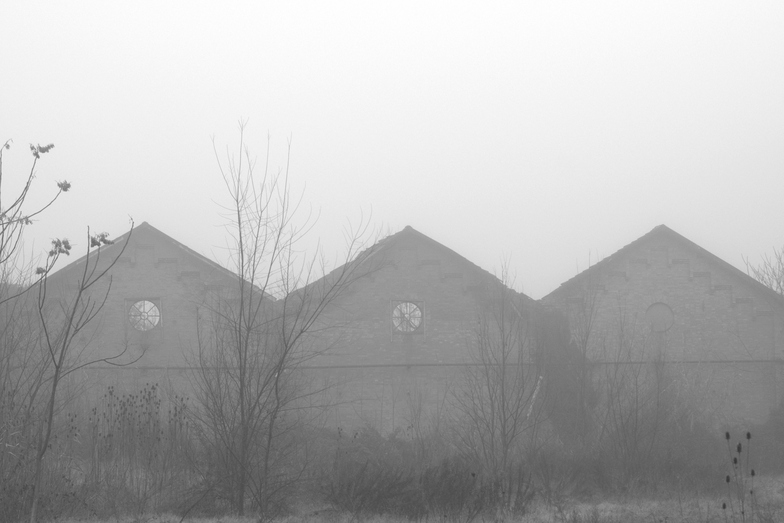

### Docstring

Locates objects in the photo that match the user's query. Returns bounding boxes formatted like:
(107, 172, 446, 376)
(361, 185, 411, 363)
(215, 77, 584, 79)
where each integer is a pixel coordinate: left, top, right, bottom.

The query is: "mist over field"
(2, 2, 784, 521)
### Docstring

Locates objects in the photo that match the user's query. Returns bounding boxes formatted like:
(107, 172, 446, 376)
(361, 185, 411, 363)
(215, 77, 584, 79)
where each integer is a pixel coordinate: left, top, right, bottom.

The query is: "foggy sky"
(2, 1, 783, 298)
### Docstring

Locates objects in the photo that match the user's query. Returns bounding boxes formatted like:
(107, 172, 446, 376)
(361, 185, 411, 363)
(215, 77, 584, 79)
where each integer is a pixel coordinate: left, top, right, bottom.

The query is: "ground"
(53, 475, 784, 523)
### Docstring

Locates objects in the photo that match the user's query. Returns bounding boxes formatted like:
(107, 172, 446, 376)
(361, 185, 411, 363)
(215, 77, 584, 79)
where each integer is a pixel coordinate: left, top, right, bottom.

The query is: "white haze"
(1, 1, 783, 298)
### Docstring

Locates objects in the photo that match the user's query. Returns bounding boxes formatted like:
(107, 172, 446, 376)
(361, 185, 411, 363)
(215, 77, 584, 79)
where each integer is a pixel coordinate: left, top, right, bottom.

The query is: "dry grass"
(51, 475, 784, 523)
(517, 474, 784, 523)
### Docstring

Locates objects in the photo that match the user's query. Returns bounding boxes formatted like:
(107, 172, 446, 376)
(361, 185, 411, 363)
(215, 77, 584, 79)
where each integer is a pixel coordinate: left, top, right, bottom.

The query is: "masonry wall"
(55, 228, 529, 433)
(73, 363, 456, 435)
(543, 236, 784, 424)
(312, 233, 515, 368)
(50, 227, 237, 371)
(300, 365, 458, 434)
(302, 230, 533, 430)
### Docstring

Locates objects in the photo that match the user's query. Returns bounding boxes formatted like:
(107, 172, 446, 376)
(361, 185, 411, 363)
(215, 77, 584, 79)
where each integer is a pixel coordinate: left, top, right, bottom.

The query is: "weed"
(81, 383, 194, 517)
(721, 431, 758, 523)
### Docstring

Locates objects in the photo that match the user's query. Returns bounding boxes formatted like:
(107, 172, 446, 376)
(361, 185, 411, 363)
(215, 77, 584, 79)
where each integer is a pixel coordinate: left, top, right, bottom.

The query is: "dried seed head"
(751, 469, 756, 477)
(746, 432, 751, 440)
(734, 457, 738, 465)
(726, 475, 731, 483)
(726, 432, 731, 440)
(722, 503, 727, 510)
(737, 443, 743, 454)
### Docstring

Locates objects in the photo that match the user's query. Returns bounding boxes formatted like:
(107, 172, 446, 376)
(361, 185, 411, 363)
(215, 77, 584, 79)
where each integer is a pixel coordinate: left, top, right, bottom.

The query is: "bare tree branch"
(191, 123, 378, 516)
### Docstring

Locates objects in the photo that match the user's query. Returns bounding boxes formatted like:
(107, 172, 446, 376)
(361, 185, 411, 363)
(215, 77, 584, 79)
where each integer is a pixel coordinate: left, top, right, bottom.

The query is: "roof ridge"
(541, 225, 784, 305)
(46, 220, 255, 292)
(377, 225, 533, 301)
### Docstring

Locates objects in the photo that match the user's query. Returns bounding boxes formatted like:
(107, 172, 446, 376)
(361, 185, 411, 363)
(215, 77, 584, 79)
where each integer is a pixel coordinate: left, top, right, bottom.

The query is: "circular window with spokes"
(392, 301, 423, 333)
(129, 300, 161, 331)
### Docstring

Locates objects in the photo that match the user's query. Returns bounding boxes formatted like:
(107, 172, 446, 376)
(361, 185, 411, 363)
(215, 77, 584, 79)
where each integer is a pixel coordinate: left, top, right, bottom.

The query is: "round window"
(645, 302, 674, 332)
(129, 300, 160, 331)
(392, 302, 423, 332)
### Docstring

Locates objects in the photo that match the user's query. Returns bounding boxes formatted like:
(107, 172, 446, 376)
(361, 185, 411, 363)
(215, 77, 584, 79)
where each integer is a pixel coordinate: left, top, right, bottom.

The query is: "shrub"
(326, 459, 418, 518)
(79, 383, 195, 517)
(419, 456, 480, 519)
(322, 425, 420, 518)
(323, 425, 536, 521)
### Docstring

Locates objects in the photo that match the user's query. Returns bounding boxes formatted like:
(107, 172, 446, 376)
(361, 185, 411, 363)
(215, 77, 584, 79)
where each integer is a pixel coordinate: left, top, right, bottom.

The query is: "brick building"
(542, 225, 784, 424)
(48, 222, 532, 431)
(304, 225, 535, 430)
(47, 221, 248, 392)
(48, 222, 784, 427)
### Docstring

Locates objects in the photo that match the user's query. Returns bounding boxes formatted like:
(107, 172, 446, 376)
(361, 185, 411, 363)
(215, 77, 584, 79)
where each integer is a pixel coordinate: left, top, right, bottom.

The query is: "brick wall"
(301, 228, 531, 430)
(57, 224, 784, 428)
(543, 233, 784, 424)
(312, 229, 516, 367)
(49, 224, 237, 370)
(55, 226, 529, 432)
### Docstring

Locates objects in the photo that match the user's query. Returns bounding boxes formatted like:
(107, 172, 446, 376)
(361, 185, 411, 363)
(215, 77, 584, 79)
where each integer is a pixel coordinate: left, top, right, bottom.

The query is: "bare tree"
(545, 279, 738, 491)
(591, 301, 660, 481)
(451, 268, 543, 512)
(190, 125, 377, 516)
(27, 225, 134, 523)
(0, 141, 70, 297)
(745, 247, 784, 297)
(0, 141, 71, 522)
(0, 286, 47, 522)
(585, 296, 699, 486)
(0, 138, 136, 523)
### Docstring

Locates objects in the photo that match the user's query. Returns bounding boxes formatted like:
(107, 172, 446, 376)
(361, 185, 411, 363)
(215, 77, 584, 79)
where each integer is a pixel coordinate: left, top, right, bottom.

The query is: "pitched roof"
(47, 221, 268, 296)
(349, 225, 535, 303)
(542, 224, 784, 306)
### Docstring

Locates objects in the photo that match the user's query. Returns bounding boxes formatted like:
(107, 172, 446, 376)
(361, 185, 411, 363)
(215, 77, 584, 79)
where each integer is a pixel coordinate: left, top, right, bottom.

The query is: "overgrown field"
(51, 475, 784, 523)
(5, 378, 784, 523)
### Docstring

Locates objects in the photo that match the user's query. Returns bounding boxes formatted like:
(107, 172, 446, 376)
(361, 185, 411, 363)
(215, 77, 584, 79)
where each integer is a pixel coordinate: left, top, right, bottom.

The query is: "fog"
(3, 5, 784, 518)
(2, 1, 783, 297)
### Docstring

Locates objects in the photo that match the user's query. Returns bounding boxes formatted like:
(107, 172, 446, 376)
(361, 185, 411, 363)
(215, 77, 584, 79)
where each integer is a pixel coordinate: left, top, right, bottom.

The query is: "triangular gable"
(324, 225, 535, 305)
(47, 221, 270, 299)
(543, 224, 784, 308)
(392, 225, 534, 301)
